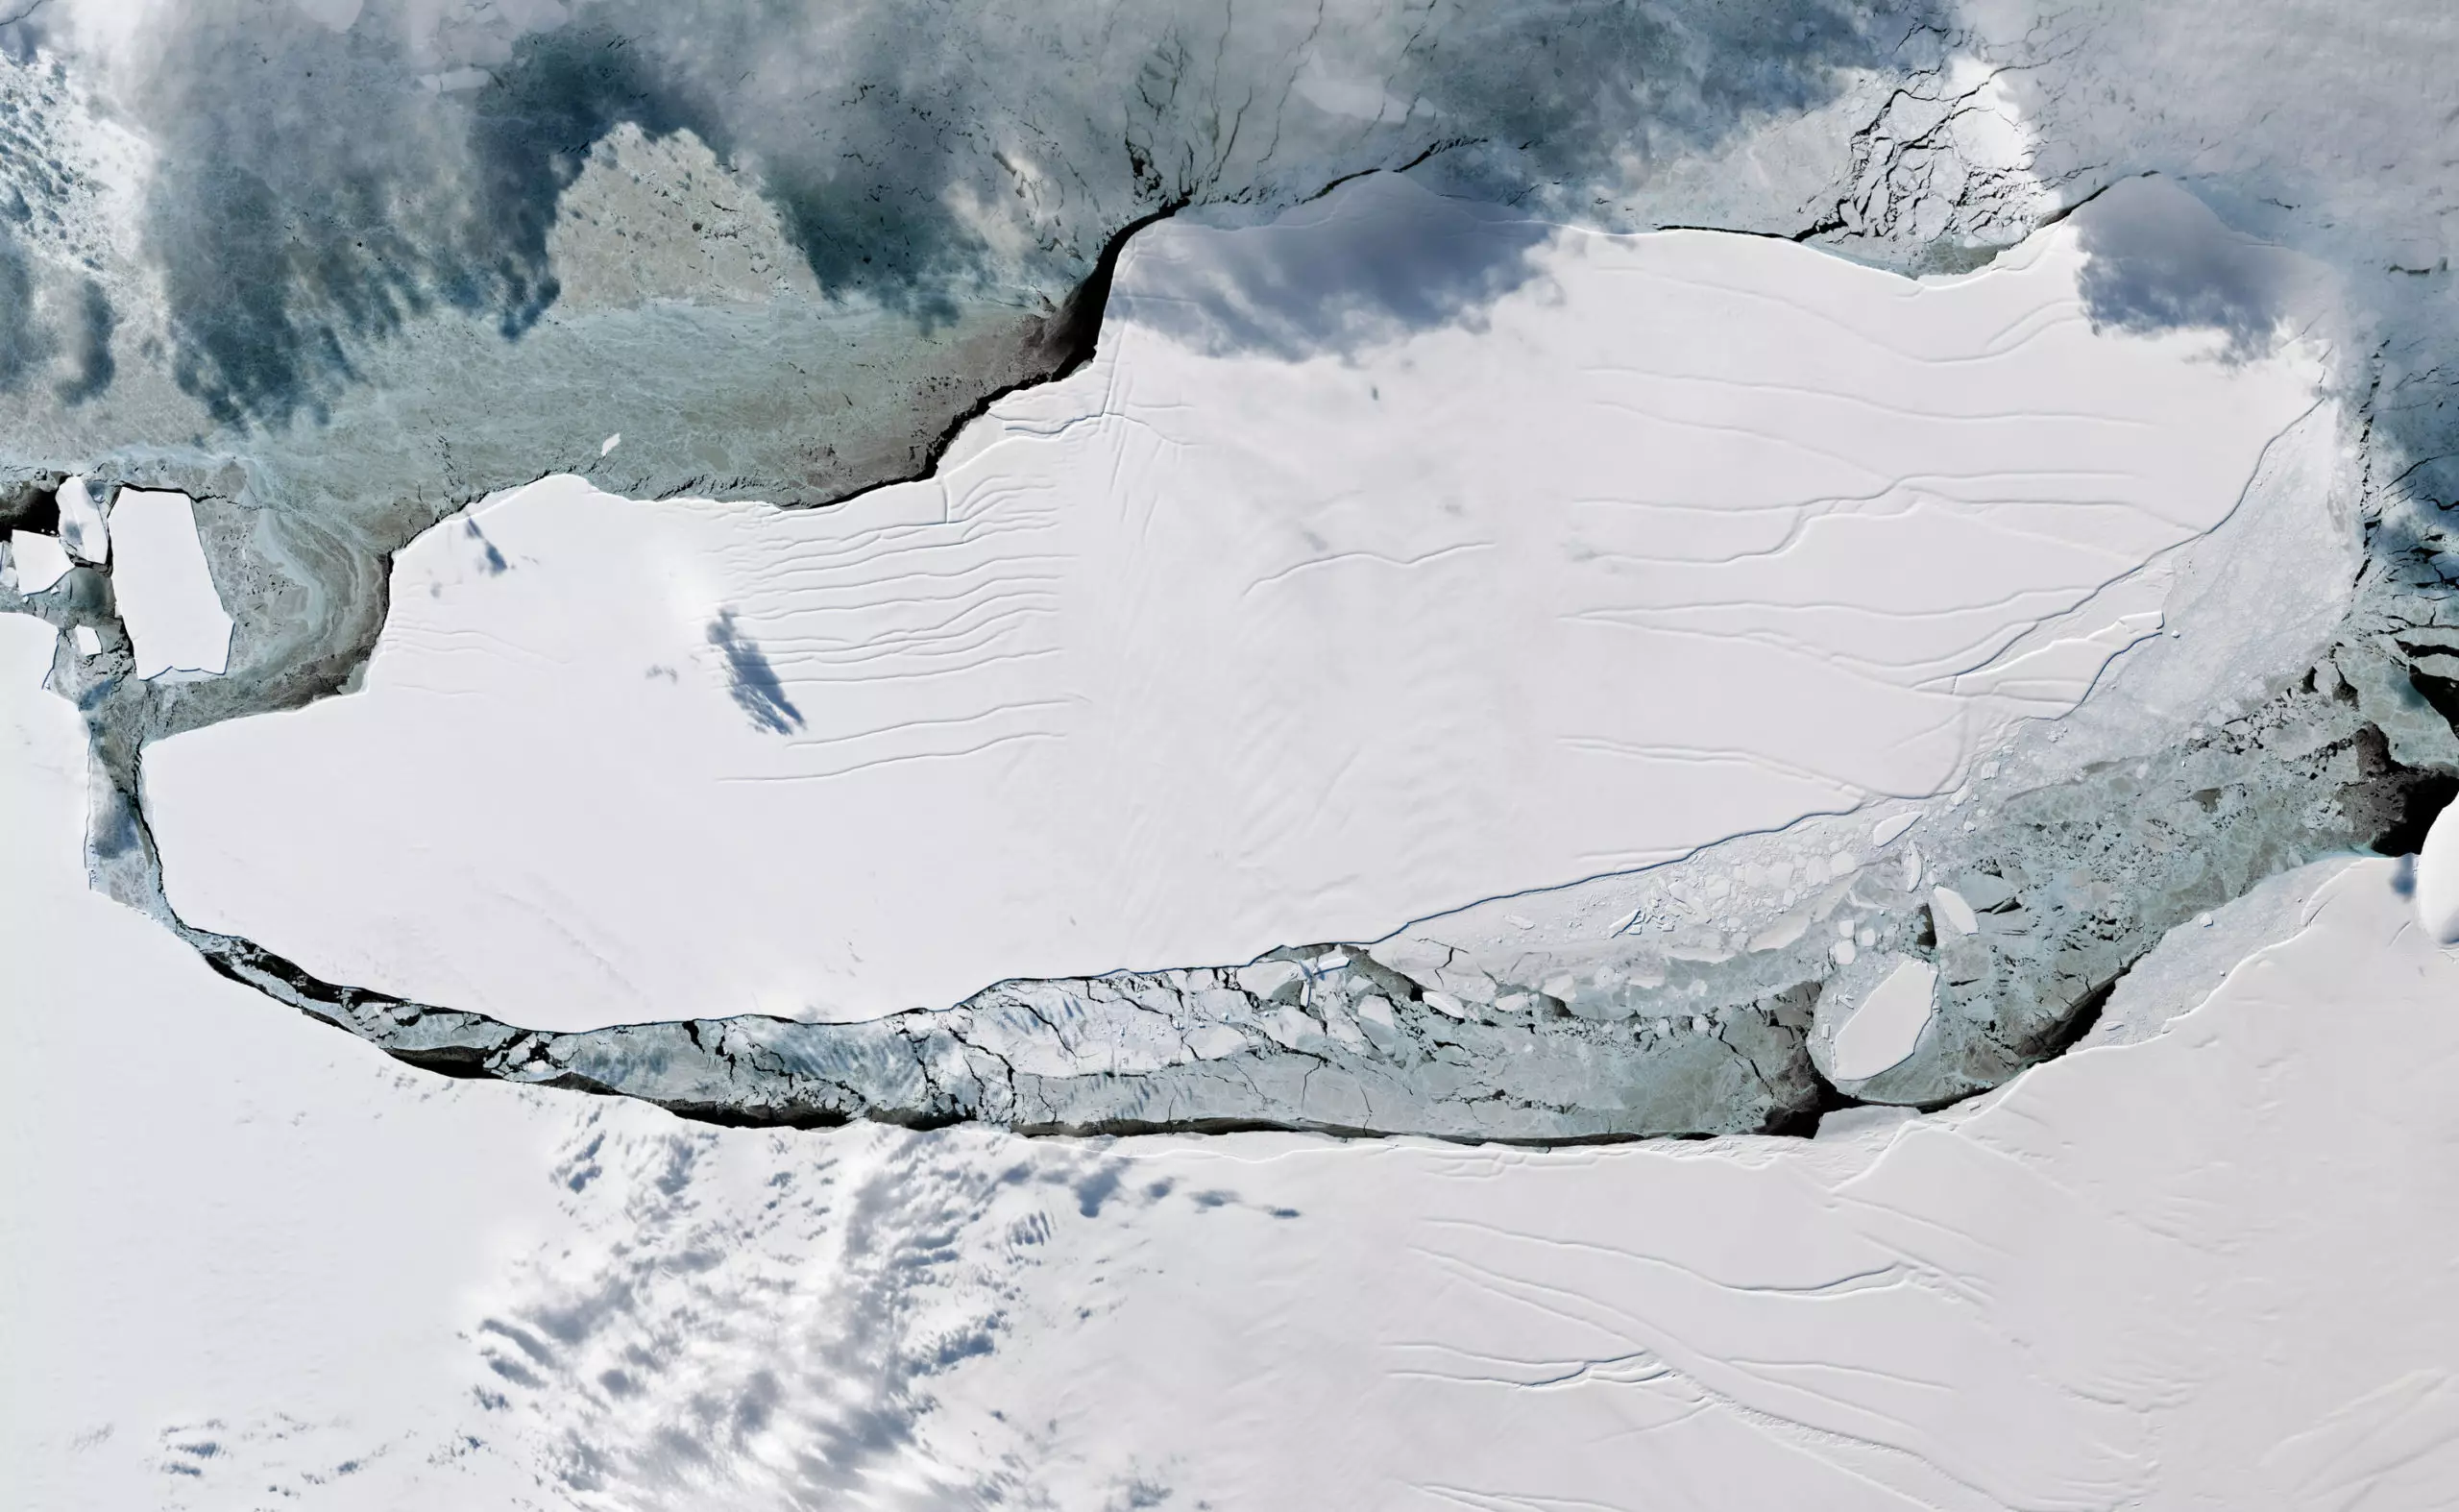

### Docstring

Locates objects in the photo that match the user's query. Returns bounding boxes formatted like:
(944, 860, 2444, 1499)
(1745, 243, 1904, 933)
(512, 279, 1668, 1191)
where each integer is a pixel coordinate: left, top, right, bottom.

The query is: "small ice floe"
(10, 530, 70, 593)
(600, 433, 621, 456)
(72, 625, 100, 656)
(1831, 957, 1938, 1081)
(1871, 813, 1916, 847)
(109, 491, 234, 679)
(1932, 884, 1980, 937)
(56, 476, 107, 566)
(2416, 793, 2459, 945)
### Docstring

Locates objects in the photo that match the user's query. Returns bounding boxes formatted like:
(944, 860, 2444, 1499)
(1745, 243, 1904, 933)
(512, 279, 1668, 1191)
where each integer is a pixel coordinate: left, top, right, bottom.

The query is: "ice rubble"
(11, 611, 2459, 1508)
(142, 179, 2320, 1035)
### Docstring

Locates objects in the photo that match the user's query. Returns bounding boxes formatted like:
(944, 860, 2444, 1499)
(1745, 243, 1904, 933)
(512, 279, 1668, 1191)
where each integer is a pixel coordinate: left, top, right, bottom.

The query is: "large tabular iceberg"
(142, 179, 2321, 1032)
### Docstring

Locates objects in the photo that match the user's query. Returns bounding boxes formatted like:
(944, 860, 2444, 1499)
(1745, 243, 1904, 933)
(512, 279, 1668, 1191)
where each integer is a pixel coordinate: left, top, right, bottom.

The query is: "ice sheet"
(142, 187, 2324, 1030)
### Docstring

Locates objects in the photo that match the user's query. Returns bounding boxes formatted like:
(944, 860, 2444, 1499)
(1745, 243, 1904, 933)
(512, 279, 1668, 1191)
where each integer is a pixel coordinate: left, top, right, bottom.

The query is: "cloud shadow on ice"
(1114, 173, 1556, 360)
(2074, 176, 2308, 361)
(707, 610, 804, 735)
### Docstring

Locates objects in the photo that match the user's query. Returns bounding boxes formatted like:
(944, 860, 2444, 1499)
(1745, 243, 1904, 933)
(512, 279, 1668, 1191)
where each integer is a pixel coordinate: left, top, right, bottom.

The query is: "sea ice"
(141, 180, 2325, 1031)
(107, 491, 232, 679)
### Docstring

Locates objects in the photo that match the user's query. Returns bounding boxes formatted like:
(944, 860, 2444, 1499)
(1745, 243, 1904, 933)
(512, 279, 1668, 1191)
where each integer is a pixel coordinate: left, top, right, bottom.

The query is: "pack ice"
(141, 178, 2322, 1031)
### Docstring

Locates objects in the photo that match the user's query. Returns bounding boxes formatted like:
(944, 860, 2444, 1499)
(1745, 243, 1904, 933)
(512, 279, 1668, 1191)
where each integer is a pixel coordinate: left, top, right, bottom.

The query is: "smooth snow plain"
(142, 178, 2325, 1029)
(12, 616, 2459, 1510)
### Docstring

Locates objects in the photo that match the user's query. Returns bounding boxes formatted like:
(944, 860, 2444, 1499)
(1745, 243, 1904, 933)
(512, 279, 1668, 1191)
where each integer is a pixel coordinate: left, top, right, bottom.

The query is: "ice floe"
(12, 605, 2459, 1504)
(107, 491, 232, 680)
(1828, 955, 1938, 1080)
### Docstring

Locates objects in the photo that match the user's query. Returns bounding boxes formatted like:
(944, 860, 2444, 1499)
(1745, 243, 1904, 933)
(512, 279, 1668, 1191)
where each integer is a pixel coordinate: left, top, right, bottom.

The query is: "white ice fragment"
(2416, 794, 2459, 945)
(56, 477, 106, 565)
(1832, 939, 1858, 966)
(600, 433, 621, 456)
(1871, 813, 1917, 847)
(1233, 960, 1304, 1002)
(1309, 951, 1348, 971)
(108, 491, 233, 679)
(1899, 844, 1923, 891)
(1606, 907, 1641, 936)
(1182, 1022, 1250, 1060)
(1831, 956, 1938, 1081)
(1932, 885, 1981, 937)
(71, 625, 99, 656)
(10, 531, 69, 593)
(1421, 990, 1469, 1019)
(1830, 850, 1859, 876)
(1351, 994, 1396, 1029)
(1503, 914, 1535, 930)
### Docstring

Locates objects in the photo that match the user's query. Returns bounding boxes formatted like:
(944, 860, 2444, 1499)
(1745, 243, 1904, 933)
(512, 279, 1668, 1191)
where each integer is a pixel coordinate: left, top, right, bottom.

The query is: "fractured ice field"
(142, 177, 2325, 1034)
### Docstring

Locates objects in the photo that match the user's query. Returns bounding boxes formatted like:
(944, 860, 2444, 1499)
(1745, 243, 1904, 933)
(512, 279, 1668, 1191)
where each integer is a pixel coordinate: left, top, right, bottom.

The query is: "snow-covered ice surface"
(12, 604, 2459, 1509)
(107, 489, 232, 679)
(141, 180, 2321, 1031)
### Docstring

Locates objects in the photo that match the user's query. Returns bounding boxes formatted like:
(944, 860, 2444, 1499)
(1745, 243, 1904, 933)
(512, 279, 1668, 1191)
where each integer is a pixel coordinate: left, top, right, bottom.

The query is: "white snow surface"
(11, 528, 71, 593)
(1828, 955, 1938, 1080)
(12, 615, 2459, 1508)
(107, 490, 232, 679)
(142, 183, 2323, 1028)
